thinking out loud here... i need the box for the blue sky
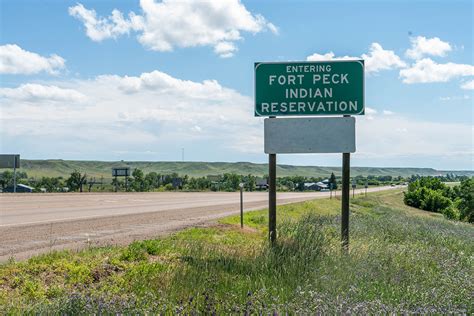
[0,0,473,170]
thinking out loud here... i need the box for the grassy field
[1,190,472,313]
[11,159,473,179]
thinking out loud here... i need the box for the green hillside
[9,159,473,179]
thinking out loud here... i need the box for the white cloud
[460,80,474,90]
[383,110,394,115]
[306,43,406,73]
[213,42,237,58]
[0,70,260,157]
[356,113,472,165]
[0,44,65,75]
[399,58,474,83]
[406,36,452,60]
[365,107,377,114]
[439,95,470,101]
[69,0,277,57]
[1,69,471,168]
[306,52,357,62]
[68,4,143,41]
[361,43,406,73]
[0,84,86,102]
[364,107,377,120]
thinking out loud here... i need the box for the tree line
[0,169,470,195]
[404,177,473,223]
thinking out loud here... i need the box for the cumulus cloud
[306,52,356,62]
[0,70,260,158]
[365,107,377,114]
[406,36,452,60]
[68,3,143,41]
[356,112,472,167]
[69,0,277,57]
[0,84,86,102]
[0,44,65,75]
[399,58,474,83]
[460,80,474,90]
[306,43,406,73]
[361,43,406,73]
[1,70,471,167]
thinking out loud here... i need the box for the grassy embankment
[1,190,472,313]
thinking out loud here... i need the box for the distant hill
[8,159,473,179]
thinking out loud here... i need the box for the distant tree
[245,174,256,191]
[456,178,474,223]
[222,173,242,191]
[66,170,87,192]
[37,177,62,192]
[404,177,459,215]
[145,172,162,189]
[131,168,148,192]
[0,171,14,190]
[329,173,337,190]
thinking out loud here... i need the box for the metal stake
[240,185,244,228]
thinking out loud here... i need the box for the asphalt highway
[0,186,399,261]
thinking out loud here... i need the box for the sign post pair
[112,167,130,192]
[255,60,365,251]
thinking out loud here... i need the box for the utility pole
[182,148,184,162]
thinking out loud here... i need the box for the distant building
[3,184,34,193]
[304,182,328,191]
[256,178,268,190]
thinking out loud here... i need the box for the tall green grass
[1,191,472,313]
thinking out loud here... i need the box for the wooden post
[269,153,277,244]
[341,114,351,252]
[341,152,350,252]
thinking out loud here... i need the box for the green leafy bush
[442,205,460,220]
[456,178,474,223]
[404,177,473,222]
[420,189,451,212]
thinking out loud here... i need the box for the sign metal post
[342,151,350,252]
[269,151,277,243]
[112,167,130,192]
[255,60,364,251]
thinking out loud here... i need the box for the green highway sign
[255,60,364,116]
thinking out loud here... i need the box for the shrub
[404,177,459,215]
[420,189,451,213]
[456,178,474,223]
[442,205,460,220]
